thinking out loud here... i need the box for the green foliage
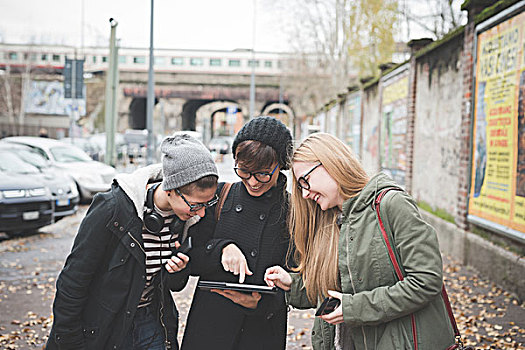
[417,200,456,224]
[347,0,399,78]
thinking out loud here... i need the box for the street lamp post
[248,0,256,120]
[146,0,155,164]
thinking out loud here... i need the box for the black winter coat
[181,174,290,350]
[46,182,188,350]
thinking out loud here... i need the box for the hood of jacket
[114,163,163,220]
[342,172,401,216]
[114,163,201,240]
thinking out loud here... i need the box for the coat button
[126,310,131,316]
[259,213,266,221]
[206,244,213,250]
[235,204,243,212]
[113,221,119,227]
[130,242,135,248]
[119,226,124,231]
[120,258,125,262]
[250,249,258,257]
[349,236,354,241]
[312,330,316,335]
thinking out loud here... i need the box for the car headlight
[69,181,79,196]
[2,189,26,198]
[29,187,48,197]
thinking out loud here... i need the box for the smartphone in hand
[175,236,192,255]
[315,297,341,316]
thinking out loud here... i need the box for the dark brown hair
[179,175,218,195]
[235,140,278,170]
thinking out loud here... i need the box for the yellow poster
[469,11,525,234]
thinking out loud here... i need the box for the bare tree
[398,0,466,40]
[263,0,399,116]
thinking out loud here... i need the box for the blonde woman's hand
[264,265,292,291]
[221,244,253,283]
[211,289,261,309]
[319,290,344,324]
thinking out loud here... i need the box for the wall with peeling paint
[412,34,464,217]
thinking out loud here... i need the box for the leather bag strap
[374,188,462,346]
[215,183,232,221]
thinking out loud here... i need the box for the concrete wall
[422,211,525,301]
[412,34,464,216]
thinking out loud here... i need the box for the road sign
[63,58,84,99]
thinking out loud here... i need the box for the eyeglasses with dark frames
[297,163,322,190]
[233,164,279,183]
[175,189,219,212]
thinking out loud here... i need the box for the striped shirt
[138,204,178,308]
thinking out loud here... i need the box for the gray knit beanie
[161,134,218,191]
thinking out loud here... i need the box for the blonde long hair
[289,133,369,302]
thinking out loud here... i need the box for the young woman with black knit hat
[181,116,293,350]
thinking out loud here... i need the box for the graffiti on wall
[469,10,525,234]
[24,80,86,116]
[345,92,361,157]
[380,69,409,185]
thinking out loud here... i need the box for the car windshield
[12,148,50,168]
[50,146,92,162]
[0,151,40,174]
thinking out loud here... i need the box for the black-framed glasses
[234,164,279,183]
[175,189,219,212]
[297,163,322,190]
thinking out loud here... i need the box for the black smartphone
[315,297,341,316]
[175,236,192,255]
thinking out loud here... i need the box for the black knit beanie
[232,116,293,170]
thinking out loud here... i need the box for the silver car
[3,137,116,202]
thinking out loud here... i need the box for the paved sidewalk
[0,211,524,349]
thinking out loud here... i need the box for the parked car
[0,151,54,236]
[0,142,80,220]
[61,137,103,161]
[208,136,233,155]
[88,132,127,163]
[3,137,117,202]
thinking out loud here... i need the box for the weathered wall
[412,34,464,216]
[361,83,381,175]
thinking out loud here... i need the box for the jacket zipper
[127,231,146,255]
[344,226,369,350]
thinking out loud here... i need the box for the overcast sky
[0,0,289,51]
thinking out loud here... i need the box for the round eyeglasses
[297,163,322,190]
[234,164,279,183]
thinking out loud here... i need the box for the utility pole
[146,0,155,165]
[248,0,256,121]
[104,18,119,167]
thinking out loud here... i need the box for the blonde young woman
[264,133,455,350]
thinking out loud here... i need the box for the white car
[3,137,116,201]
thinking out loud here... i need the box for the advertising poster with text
[469,11,525,234]
[380,70,409,186]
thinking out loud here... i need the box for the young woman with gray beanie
[182,116,293,350]
[47,134,218,350]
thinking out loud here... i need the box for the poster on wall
[380,67,409,186]
[345,92,361,158]
[469,8,525,237]
[24,80,86,116]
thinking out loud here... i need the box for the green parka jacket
[286,173,455,350]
